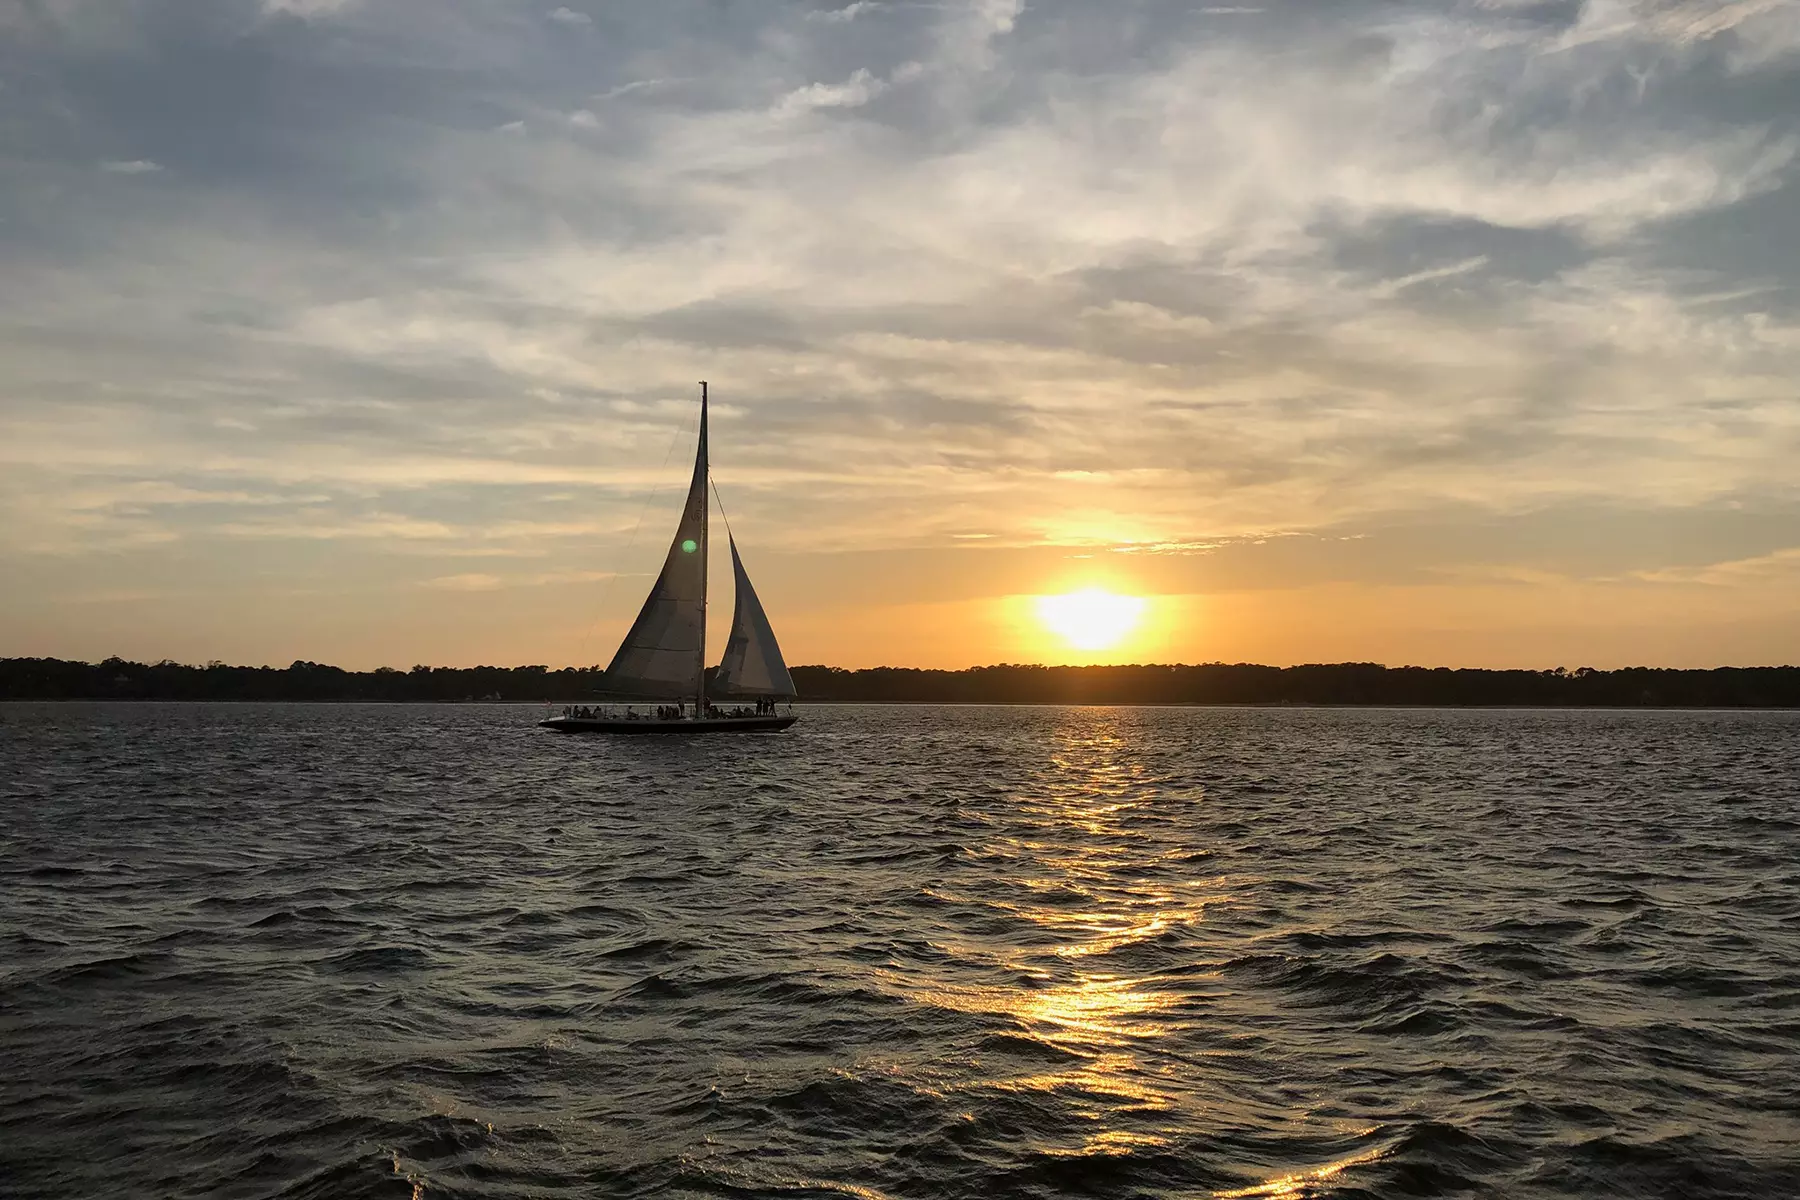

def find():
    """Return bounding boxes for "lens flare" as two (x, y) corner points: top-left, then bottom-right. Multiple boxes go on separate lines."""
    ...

(1035, 588), (1147, 652)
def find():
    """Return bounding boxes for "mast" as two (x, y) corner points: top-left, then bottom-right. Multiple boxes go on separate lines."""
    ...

(696, 381), (708, 716)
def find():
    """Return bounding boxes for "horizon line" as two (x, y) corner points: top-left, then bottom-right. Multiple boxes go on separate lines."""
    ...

(7, 656), (1800, 674)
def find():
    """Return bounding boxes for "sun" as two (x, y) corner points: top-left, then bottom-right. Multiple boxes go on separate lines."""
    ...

(1035, 588), (1148, 652)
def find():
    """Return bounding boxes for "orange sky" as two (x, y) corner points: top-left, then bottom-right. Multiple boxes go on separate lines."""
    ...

(9, 442), (1799, 669)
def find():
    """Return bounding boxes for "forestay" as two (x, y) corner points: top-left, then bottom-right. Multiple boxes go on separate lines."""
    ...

(712, 536), (796, 698)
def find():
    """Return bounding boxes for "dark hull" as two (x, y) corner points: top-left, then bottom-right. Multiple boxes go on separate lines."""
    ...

(539, 714), (798, 735)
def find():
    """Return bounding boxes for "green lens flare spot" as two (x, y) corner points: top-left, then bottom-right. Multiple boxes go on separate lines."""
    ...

(681, 539), (698, 553)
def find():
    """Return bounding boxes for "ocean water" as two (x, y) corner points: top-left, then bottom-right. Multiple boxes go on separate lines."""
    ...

(2, 703), (1798, 1200)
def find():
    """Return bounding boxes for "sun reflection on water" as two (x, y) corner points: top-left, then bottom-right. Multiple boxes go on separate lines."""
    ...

(1212, 1143), (1390, 1198)
(853, 711), (1410, 1199)
(871, 711), (1237, 1165)
(893, 972), (1176, 1047)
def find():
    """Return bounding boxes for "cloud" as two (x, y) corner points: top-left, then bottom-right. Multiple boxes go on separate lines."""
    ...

(1636, 546), (1800, 585)
(1564, 0), (1800, 52)
(424, 573), (504, 591)
(261, 0), (357, 17)
(424, 568), (614, 590)
(772, 67), (886, 116)
(809, 2), (879, 22)
(546, 6), (590, 25)
(937, 0), (1023, 68)
(595, 79), (676, 102)
(4, 0), (1800, 666)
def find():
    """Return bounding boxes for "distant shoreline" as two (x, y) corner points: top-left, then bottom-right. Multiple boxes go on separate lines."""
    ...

(4, 657), (1797, 707)
(8, 698), (1800, 712)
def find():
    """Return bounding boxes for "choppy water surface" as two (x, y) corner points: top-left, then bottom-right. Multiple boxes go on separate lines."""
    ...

(3, 703), (1798, 1199)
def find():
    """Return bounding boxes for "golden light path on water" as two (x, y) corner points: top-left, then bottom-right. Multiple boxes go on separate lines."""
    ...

(1210, 1142), (1389, 1199)
(862, 712), (1388, 1194)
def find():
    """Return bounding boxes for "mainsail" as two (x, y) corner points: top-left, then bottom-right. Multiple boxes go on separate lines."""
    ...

(602, 390), (708, 701)
(712, 536), (796, 698)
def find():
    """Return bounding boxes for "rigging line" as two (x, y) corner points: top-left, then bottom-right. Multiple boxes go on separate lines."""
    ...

(575, 399), (698, 673)
(709, 475), (736, 541)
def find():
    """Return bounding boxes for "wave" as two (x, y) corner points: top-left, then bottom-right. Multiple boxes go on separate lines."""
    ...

(1220, 951), (1462, 1013)
(326, 946), (435, 973)
(33, 950), (175, 987)
(7, 702), (1798, 1200)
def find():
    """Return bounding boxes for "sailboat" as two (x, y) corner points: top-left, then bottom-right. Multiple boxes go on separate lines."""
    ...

(540, 383), (799, 734)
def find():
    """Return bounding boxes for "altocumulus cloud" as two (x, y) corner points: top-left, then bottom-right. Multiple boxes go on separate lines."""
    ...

(2, 0), (1799, 665)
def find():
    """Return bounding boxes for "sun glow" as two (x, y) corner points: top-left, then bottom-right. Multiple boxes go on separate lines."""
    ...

(1035, 588), (1148, 652)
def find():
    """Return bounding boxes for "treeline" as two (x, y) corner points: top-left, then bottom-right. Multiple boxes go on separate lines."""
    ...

(0, 658), (610, 703)
(3, 657), (1799, 706)
(790, 663), (1800, 706)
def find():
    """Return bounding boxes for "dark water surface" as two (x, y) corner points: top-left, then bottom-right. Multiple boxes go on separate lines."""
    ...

(3, 703), (1798, 1199)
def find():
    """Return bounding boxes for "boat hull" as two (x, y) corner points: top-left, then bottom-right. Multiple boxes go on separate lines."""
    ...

(539, 714), (798, 735)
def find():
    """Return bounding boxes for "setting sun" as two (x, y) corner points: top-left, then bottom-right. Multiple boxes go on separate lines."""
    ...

(1034, 588), (1148, 652)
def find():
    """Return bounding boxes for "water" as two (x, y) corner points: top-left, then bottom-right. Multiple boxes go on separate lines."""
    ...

(2, 703), (1798, 1199)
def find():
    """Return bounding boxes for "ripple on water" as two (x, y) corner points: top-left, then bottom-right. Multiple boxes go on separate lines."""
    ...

(2, 702), (1798, 1199)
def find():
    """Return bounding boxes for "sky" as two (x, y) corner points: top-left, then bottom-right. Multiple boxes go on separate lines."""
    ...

(3, 0), (1800, 671)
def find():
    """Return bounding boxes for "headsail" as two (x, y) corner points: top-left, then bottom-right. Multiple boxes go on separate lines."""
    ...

(602, 390), (708, 700)
(712, 536), (796, 698)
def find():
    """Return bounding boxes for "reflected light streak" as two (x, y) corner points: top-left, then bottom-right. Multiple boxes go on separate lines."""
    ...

(984, 1056), (1178, 1115)
(1213, 1143), (1390, 1198)
(1056, 1129), (1172, 1156)
(1015, 974), (1171, 1043)
(888, 972), (1174, 1046)
(878, 709), (1236, 1161)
